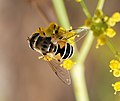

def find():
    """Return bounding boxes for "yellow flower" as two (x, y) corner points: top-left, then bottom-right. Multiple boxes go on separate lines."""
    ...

(113, 70), (120, 77)
(111, 12), (120, 22)
(107, 17), (116, 27)
(112, 81), (120, 94)
(109, 59), (120, 71)
(96, 35), (106, 48)
(103, 16), (109, 22)
(75, 0), (81, 2)
(105, 28), (116, 38)
(61, 59), (75, 70)
(84, 11), (119, 49)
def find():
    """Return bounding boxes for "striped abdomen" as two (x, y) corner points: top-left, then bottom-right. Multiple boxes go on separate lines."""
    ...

(53, 42), (74, 60)
(28, 33), (74, 60)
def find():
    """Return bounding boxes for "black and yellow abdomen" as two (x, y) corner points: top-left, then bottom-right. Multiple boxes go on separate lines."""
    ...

(28, 33), (74, 61)
(53, 42), (74, 60)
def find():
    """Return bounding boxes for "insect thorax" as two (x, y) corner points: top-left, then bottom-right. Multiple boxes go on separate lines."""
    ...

(34, 36), (55, 55)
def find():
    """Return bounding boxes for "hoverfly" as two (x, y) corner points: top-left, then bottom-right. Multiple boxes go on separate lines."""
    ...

(27, 22), (88, 85)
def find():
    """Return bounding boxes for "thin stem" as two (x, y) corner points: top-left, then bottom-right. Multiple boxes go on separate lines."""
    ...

(106, 40), (120, 60)
(71, 1), (105, 101)
(106, 40), (117, 55)
(71, 31), (94, 101)
(71, 63), (88, 101)
(52, 0), (70, 29)
(96, 0), (105, 10)
(78, 31), (94, 63)
(80, 0), (91, 18)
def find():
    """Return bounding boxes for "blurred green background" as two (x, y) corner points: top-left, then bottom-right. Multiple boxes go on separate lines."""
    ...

(0, 0), (120, 101)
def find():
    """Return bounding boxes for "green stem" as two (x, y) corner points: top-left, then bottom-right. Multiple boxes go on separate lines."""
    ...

(106, 40), (120, 60)
(52, 0), (70, 29)
(106, 40), (117, 55)
(71, 0), (105, 101)
(96, 0), (105, 10)
(78, 31), (94, 63)
(80, 0), (91, 18)
(71, 31), (94, 101)
(71, 63), (88, 101)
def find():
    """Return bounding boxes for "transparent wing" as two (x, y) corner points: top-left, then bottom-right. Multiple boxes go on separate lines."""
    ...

(47, 60), (71, 85)
(64, 27), (89, 42)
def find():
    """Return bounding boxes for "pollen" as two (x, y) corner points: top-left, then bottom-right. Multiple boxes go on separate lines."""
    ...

(112, 81), (120, 94)
(61, 59), (75, 70)
(64, 31), (76, 45)
(43, 55), (53, 61)
(36, 27), (46, 37)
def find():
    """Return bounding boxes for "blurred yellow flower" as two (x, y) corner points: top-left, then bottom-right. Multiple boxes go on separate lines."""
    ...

(96, 35), (106, 48)
(103, 16), (108, 22)
(105, 28), (116, 38)
(111, 12), (120, 22)
(107, 17), (116, 27)
(112, 81), (120, 94)
(61, 59), (75, 70)
(113, 70), (120, 77)
(109, 59), (120, 71)
(75, 0), (81, 2)
(107, 12), (120, 27)
(85, 10), (120, 48)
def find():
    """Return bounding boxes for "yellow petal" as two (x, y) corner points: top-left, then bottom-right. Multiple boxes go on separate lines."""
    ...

(107, 18), (116, 27)
(112, 81), (120, 94)
(96, 35), (106, 48)
(106, 28), (116, 38)
(112, 12), (120, 22)
(113, 70), (120, 77)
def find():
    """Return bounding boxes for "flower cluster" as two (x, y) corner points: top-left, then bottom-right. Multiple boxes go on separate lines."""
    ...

(109, 59), (120, 77)
(109, 58), (120, 94)
(85, 9), (120, 94)
(85, 10), (120, 48)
